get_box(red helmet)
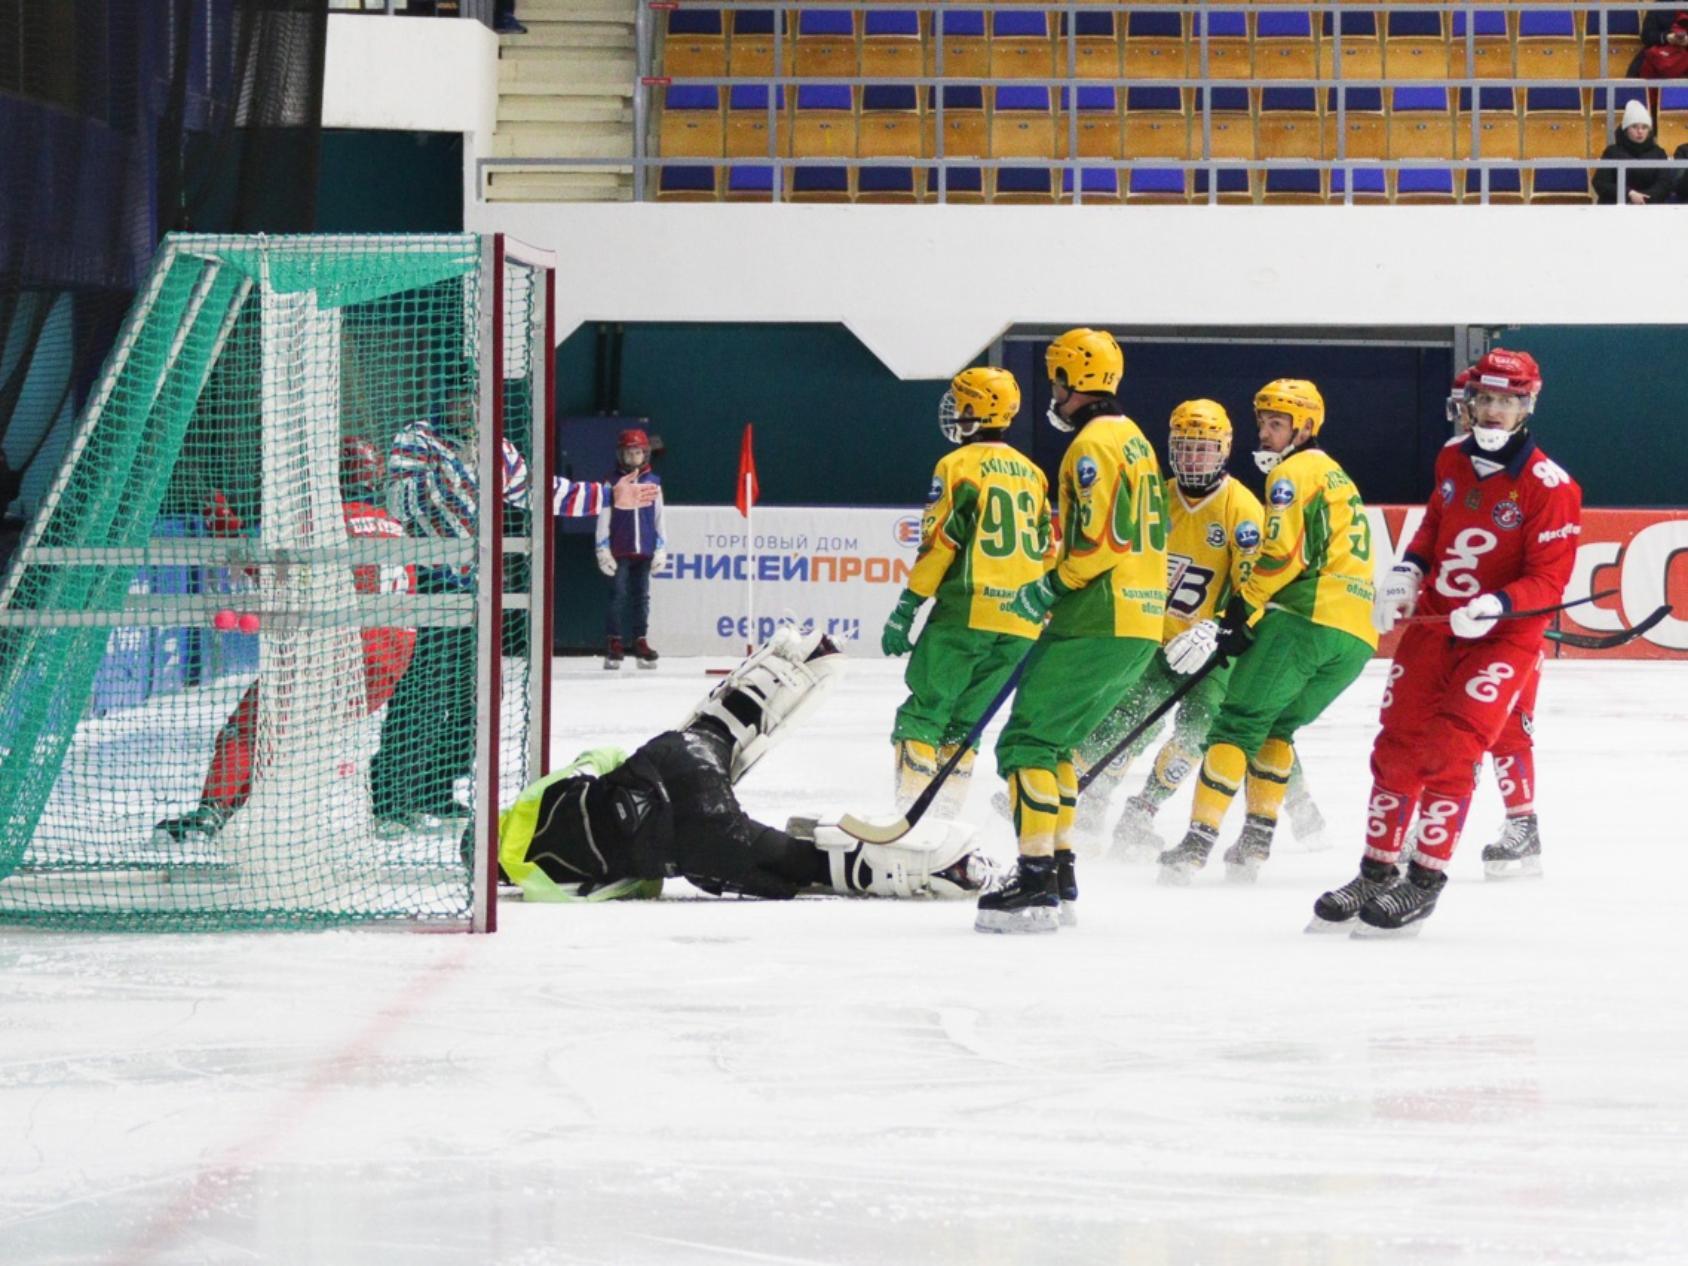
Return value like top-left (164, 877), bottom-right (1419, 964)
top-left (1451, 366), bottom-right (1474, 394)
top-left (341, 436), bottom-right (382, 494)
top-left (617, 427), bottom-right (650, 450)
top-left (1470, 348), bottom-right (1542, 399)
top-left (1445, 367), bottom-right (1475, 426)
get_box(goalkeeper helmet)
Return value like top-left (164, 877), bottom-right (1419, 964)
top-left (1045, 328), bottom-right (1123, 396)
top-left (1167, 399), bottom-right (1232, 492)
top-left (940, 367), bottom-right (1021, 444)
top-left (1253, 379), bottom-right (1325, 437)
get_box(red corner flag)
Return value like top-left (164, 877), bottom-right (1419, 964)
top-left (735, 423), bottom-right (759, 518)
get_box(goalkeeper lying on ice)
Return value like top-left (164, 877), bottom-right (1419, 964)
top-left (496, 628), bottom-right (997, 902)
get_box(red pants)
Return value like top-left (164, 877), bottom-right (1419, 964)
top-left (1489, 652), bottom-right (1541, 814)
top-left (1372, 626), bottom-right (1540, 800)
top-left (201, 628), bottom-right (415, 811)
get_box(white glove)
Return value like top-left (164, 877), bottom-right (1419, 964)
top-left (1371, 564), bottom-right (1423, 634)
top-left (1164, 619), bottom-right (1220, 675)
top-left (650, 549), bottom-right (667, 573)
top-left (1449, 593), bottom-right (1505, 640)
top-left (596, 547), bottom-right (617, 578)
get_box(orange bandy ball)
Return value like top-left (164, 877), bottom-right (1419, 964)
top-left (213, 610), bottom-right (238, 632)
top-left (237, 613), bottom-right (262, 635)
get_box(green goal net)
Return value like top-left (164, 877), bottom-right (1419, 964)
top-left (0, 233), bottom-right (554, 931)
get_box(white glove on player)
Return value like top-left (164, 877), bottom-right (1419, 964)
top-left (1164, 619), bottom-right (1220, 675)
top-left (596, 546), bottom-right (618, 577)
top-left (1371, 564), bottom-right (1423, 634)
top-left (1449, 593), bottom-right (1505, 640)
top-left (650, 548), bottom-right (668, 573)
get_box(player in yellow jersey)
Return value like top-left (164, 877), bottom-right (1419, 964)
top-left (1066, 400), bottom-right (1329, 861)
top-left (1156, 379), bottom-right (1378, 885)
top-left (977, 328), bottom-right (1168, 934)
top-left (883, 367), bottom-right (1050, 818)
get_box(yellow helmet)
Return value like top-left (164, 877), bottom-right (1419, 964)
top-left (1167, 399), bottom-right (1232, 491)
top-left (940, 367), bottom-right (1021, 443)
top-left (1253, 378), bottom-right (1325, 437)
top-left (1045, 328), bottom-right (1124, 395)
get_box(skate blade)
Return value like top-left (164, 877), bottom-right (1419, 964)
top-left (974, 906), bottom-right (1060, 935)
top-left (636, 660), bottom-right (658, 671)
top-left (602, 662), bottom-right (623, 671)
top-left (1224, 859), bottom-right (1263, 885)
top-left (1304, 914), bottom-right (1355, 934)
top-left (1058, 901), bottom-right (1078, 928)
top-left (1483, 856), bottom-right (1543, 881)
top-left (1350, 919), bottom-right (1425, 939)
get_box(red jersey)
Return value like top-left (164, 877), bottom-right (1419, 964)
top-left (342, 500), bottom-right (416, 599)
top-left (1401, 436), bottom-right (1582, 641)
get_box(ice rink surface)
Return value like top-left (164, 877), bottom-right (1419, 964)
top-left (4, 655), bottom-right (1687, 1266)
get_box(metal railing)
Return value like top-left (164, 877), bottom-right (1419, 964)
top-left (476, 1), bottom-right (1688, 204)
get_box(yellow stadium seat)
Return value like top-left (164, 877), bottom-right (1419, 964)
top-left (793, 10), bottom-right (858, 79)
top-left (1514, 11), bottom-right (1581, 80)
top-left (1387, 87), bottom-right (1455, 160)
top-left (661, 12), bottom-right (727, 78)
top-left (1521, 89), bottom-right (1589, 160)
top-left (1196, 88), bottom-right (1254, 161)
top-left (924, 87), bottom-right (988, 159)
top-left (1448, 11), bottom-right (1513, 80)
top-left (791, 87), bottom-right (857, 161)
top-left (991, 11), bottom-right (1056, 80)
top-left (1384, 12), bottom-right (1450, 81)
top-left (1123, 87), bottom-right (1192, 158)
top-left (1257, 89), bottom-right (1324, 160)
top-left (1581, 12), bottom-right (1641, 81)
top-left (1123, 13), bottom-right (1190, 79)
top-left (727, 11), bottom-right (786, 79)
top-left (1192, 11), bottom-right (1252, 80)
top-left (991, 88), bottom-right (1058, 160)
top-left (725, 86), bottom-right (789, 159)
top-left (929, 10), bottom-right (990, 79)
top-left (1062, 12), bottom-right (1123, 80)
top-left (1454, 88), bottom-right (1522, 160)
top-left (1319, 12), bottom-right (1382, 81)
top-left (1655, 89), bottom-right (1688, 154)
top-left (658, 88), bottom-right (725, 159)
top-left (1322, 88), bottom-right (1388, 161)
top-left (1255, 11), bottom-right (1319, 81)
top-left (1058, 88), bottom-right (1124, 160)
top-left (860, 11), bottom-right (923, 79)
top-left (858, 87), bottom-right (923, 160)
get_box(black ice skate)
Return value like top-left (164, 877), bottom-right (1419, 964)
top-left (1054, 850), bottom-right (1078, 927)
top-left (152, 802), bottom-right (230, 851)
top-left (603, 636), bottom-right (624, 671)
top-left (1109, 795), bottom-right (1165, 864)
top-left (974, 855), bottom-right (1059, 934)
top-left (1307, 857), bottom-right (1399, 933)
top-left (1353, 862), bottom-right (1449, 937)
top-left (1222, 816), bottom-right (1275, 884)
top-left (1156, 825), bottom-right (1216, 886)
top-left (632, 637), bottom-right (660, 670)
top-left (1481, 813), bottom-right (1542, 881)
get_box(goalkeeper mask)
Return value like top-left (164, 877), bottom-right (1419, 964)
top-left (682, 627), bottom-right (846, 782)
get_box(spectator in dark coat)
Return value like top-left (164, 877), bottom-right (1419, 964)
top-left (1630, 8), bottom-right (1688, 79)
top-left (1594, 99), bottom-right (1671, 204)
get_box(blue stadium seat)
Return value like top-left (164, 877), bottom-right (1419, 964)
top-left (1389, 87), bottom-right (1454, 161)
top-left (659, 87), bottom-right (723, 162)
top-left (789, 165), bottom-right (852, 202)
top-left (1192, 167), bottom-right (1251, 203)
top-left (1517, 11), bottom-right (1580, 80)
top-left (992, 11), bottom-right (1054, 80)
top-left (1463, 167), bottom-right (1525, 204)
top-left (728, 10), bottom-right (786, 79)
top-left (1326, 87), bottom-right (1387, 160)
top-left (656, 164), bottom-right (718, 201)
top-left (1259, 88), bottom-right (1322, 161)
top-left (1124, 12), bottom-right (1188, 79)
top-left (1256, 11), bottom-right (1317, 81)
top-left (1196, 86), bottom-right (1252, 160)
top-left (1456, 87), bottom-right (1521, 159)
top-left (933, 10), bottom-right (988, 79)
top-left (933, 165), bottom-right (985, 203)
top-left (994, 166), bottom-right (1058, 203)
top-left (1125, 166), bottom-right (1189, 203)
top-left (1385, 11), bottom-right (1450, 80)
top-left (792, 86), bottom-right (855, 162)
top-left (857, 166), bottom-right (919, 203)
top-left (1330, 166), bottom-right (1388, 202)
top-left (1527, 87), bottom-right (1590, 159)
top-left (1582, 9), bottom-right (1642, 79)
top-left (861, 10), bottom-right (920, 78)
top-left (663, 9), bottom-right (726, 78)
top-left (1530, 167), bottom-right (1593, 203)
top-left (725, 86), bottom-right (787, 159)
top-left (1062, 166), bottom-right (1123, 202)
top-left (1261, 167), bottom-right (1324, 203)
top-left (1321, 11), bottom-right (1382, 80)
top-left (927, 86), bottom-right (987, 159)
top-left (859, 86), bottom-right (921, 163)
top-left (725, 164), bottom-right (775, 201)
top-left (1191, 11), bottom-right (1250, 79)
top-left (992, 87), bottom-right (1056, 161)
top-left (1061, 87), bottom-right (1122, 160)
top-left (1394, 166), bottom-right (1458, 203)
top-left (1125, 86), bottom-right (1190, 159)
top-left (1062, 12), bottom-right (1121, 80)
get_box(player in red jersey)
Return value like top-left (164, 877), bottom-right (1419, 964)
top-left (152, 439), bottom-right (420, 847)
top-left (1313, 349), bottom-right (1582, 935)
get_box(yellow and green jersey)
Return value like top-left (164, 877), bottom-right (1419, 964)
top-left (1047, 412), bottom-right (1168, 641)
top-left (1242, 448), bottom-right (1378, 648)
top-left (1164, 477), bottom-right (1264, 642)
top-left (909, 440), bottom-right (1051, 639)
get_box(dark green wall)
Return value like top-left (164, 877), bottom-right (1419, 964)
top-left (317, 131), bottom-right (462, 233)
top-left (1503, 326), bottom-right (1688, 508)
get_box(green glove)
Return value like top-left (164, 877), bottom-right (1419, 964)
top-left (1001, 571), bottom-right (1067, 624)
top-left (880, 589), bottom-right (923, 656)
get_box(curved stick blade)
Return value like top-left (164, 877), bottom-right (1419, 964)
top-left (837, 811), bottom-right (913, 844)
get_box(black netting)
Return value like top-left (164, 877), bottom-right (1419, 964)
top-left (0, 0), bottom-right (327, 573)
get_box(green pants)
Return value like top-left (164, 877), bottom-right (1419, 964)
top-left (1205, 612), bottom-right (1373, 755)
top-left (996, 634), bottom-right (1159, 776)
top-left (891, 623), bottom-right (1028, 750)
top-left (1076, 649), bottom-right (1233, 772)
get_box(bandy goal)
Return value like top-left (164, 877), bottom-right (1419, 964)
top-left (0, 233), bottom-right (556, 932)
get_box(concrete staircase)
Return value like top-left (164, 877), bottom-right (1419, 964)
top-left (486, 0), bottom-right (638, 202)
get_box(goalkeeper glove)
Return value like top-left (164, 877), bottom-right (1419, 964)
top-left (880, 589), bottom-right (923, 657)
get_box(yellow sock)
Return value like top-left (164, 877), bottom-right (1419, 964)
top-left (1143, 738), bottom-right (1201, 806)
top-left (1191, 743), bottom-right (1247, 832)
top-left (931, 743), bottom-right (977, 817)
top-left (1054, 759), bottom-right (1078, 853)
top-left (893, 739), bottom-right (939, 811)
top-left (1007, 767), bottom-right (1060, 858)
top-left (1244, 738), bottom-right (1296, 825)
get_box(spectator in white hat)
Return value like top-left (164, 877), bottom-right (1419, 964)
top-left (1594, 99), bottom-right (1670, 204)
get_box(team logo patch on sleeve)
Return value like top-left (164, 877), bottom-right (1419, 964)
top-left (926, 476), bottom-right (944, 504)
top-left (1269, 478), bottom-right (1295, 508)
top-left (1205, 523), bottom-right (1225, 549)
top-left (1439, 478), bottom-right (1455, 505)
top-left (1492, 499), bottom-right (1523, 530)
top-left (1076, 456), bottom-right (1099, 490)
top-left (1235, 521), bottom-right (1261, 550)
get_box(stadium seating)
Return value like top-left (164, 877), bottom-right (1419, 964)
top-left (794, 10), bottom-right (857, 79)
top-left (1455, 88), bottom-right (1523, 161)
top-left (860, 10), bottom-right (920, 79)
top-left (1449, 10), bottom-right (1512, 80)
top-left (992, 87), bottom-right (1057, 162)
top-left (1258, 89), bottom-right (1322, 161)
top-left (1060, 87), bottom-right (1124, 161)
top-left (1124, 87), bottom-right (1191, 160)
top-left (1389, 87), bottom-right (1455, 161)
top-left (1514, 11), bottom-right (1580, 81)
top-left (662, 10), bottom-right (726, 79)
top-left (1325, 88), bottom-right (1388, 162)
top-left (1657, 88), bottom-right (1688, 156)
top-left (1062, 166), bottom-right (1124, 204)
top-left (1463, 166), bottom-right (1526, 204)
top-left (1256, 11), bottom-right (1318, 81)
top-left (1582, 9), bottom-right (1642, 80)
top-left (1523, 88), bottom-right (1589, 161)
